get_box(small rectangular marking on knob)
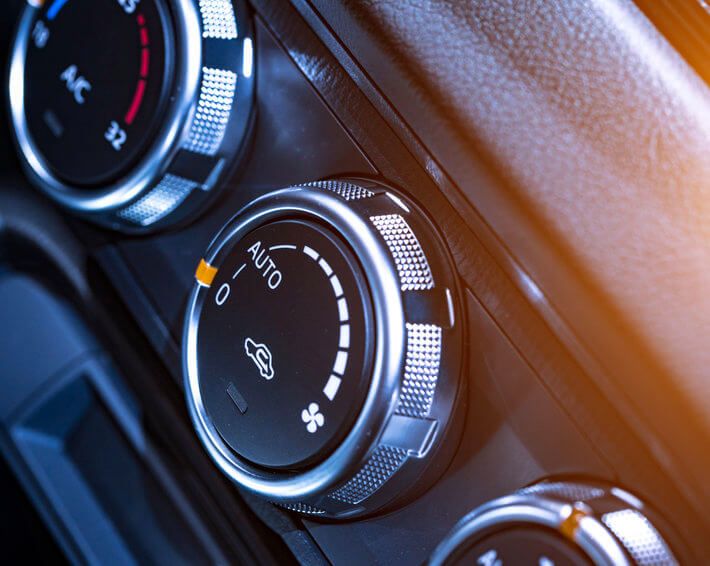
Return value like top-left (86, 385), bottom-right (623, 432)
top-left (195, 258), bottom-right (218, 287)
top-left (227, 382), bottom-right (248, 414)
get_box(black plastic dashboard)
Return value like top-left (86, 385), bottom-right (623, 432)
top-left (1, 0), bottom-right (709, 564)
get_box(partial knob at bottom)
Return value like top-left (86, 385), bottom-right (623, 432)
top-left (429, 481), bottom-right (680, 566)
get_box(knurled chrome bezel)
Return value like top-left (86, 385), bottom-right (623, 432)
top-left (9, 0), bottom-right (255, 233)
top-left (183, 180), bottom-right (464, 518)
top-left (429, 482), bottom-right (679, 566)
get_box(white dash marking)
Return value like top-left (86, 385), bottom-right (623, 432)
top-left (330, 274), bottom-right (343, 297)
top-left (385, 192), bottom-right (411, 212)
top-left (323, 375), bottom-right (342, 401)
top-left (337, 298), bottom-right (349, 322)
top-left (232, 263), bottom-right (246, 279)
top-left (243, 38), bottom-right (254, 78)
top-left (339, 324), bottom-right (350, 349)
top-left (333, 350), bottom-right (348, 375)
top-left (318, 258), bottom-right (333, 276)
top-left (303, 246), bottom-right (319, 260)
top-left (269, 244), bottom-right (297, 251)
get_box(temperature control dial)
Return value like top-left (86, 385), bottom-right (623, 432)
top-left (9, 0), bottom-right (254, 231)
top-left (430, 482), bottom-right (679, 565)
top-left (184, 180), bottom-right (464, 518)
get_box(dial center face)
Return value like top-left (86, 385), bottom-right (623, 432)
top-left (197, 220), bottom-right (373, 470)
top-left (23, 0), bottom-right (172, 187)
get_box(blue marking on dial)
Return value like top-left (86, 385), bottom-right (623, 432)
top-left (47, 0), bottom-right (71, 21)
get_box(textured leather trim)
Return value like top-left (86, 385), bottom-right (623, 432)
top-left (302, 0), bottom-right (710, 519)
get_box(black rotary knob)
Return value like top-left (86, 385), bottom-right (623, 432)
top-left (430, 481), bottom-right (680, 566)
top-left (184, 179), bottom-right (464, 518)
top-left (9, 0), bottom-right (254, 231)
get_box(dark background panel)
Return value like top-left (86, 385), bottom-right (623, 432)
top-left (0, 459), bottom-right (67, 563)
top-left (0, 3), bottom-right (62, 562)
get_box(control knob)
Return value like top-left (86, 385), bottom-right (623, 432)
top-left (183, 179), bottom-right (464, 518)
top-left (430, 481), bottom-right (679, 565)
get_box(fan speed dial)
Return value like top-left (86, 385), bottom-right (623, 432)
top-left (184, 180), bottom-right (465, 518)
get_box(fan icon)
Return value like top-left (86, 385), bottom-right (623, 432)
top-left (301, 403), bottom-right (325, 434)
